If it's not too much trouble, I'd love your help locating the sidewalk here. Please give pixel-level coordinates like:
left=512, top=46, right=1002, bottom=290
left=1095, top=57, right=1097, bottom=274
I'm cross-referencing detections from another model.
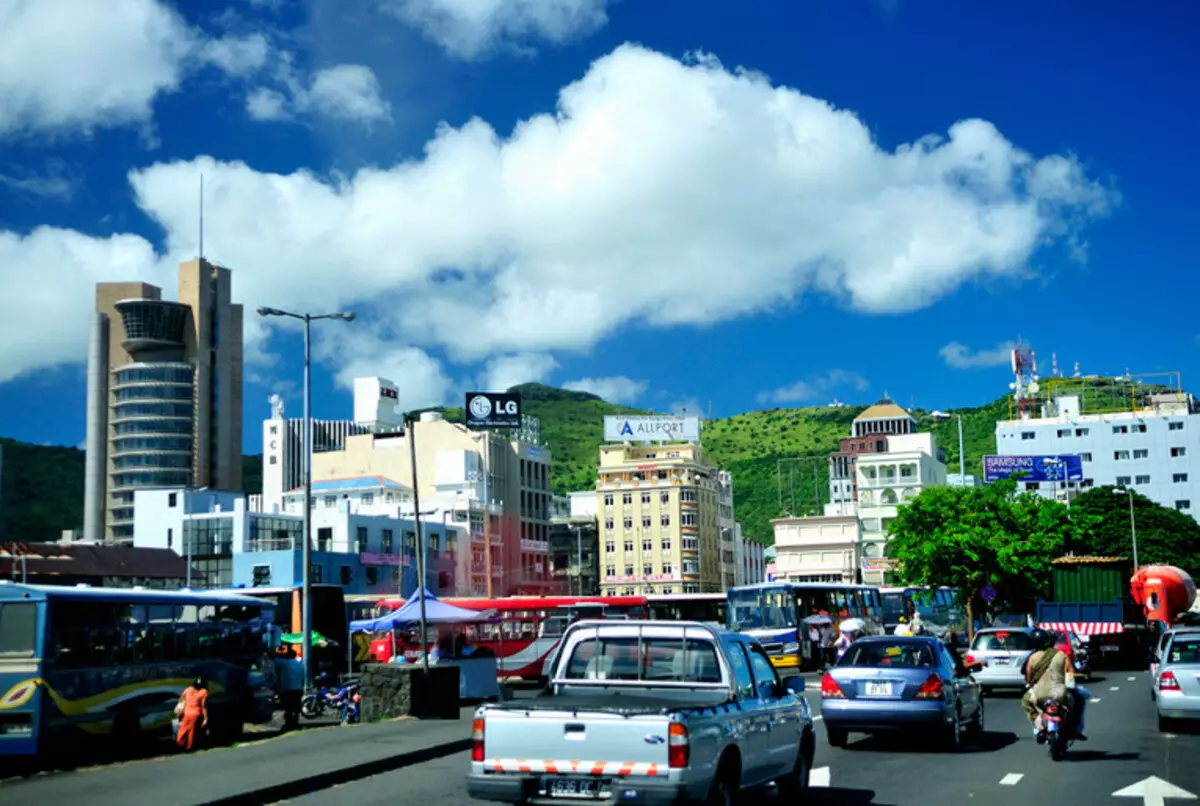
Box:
left=0, top=706, right=477, bottom=806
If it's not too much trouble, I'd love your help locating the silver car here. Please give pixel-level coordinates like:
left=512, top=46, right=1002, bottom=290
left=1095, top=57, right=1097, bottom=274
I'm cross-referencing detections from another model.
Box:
left=1150, top=627, right=1200, bottom=701
left=965, top=627, right=1037, bottom=694
left=1155, top=631, right=1200, bottom=731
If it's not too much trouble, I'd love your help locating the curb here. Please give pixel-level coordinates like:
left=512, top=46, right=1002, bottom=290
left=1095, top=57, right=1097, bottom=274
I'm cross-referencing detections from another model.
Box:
left=199, top=736, right=472, bottom=805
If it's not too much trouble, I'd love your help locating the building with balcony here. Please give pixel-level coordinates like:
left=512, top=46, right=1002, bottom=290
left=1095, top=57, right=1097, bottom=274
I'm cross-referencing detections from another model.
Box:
left=827, top=398, right=917, bottom=506
left=595, top=442, right=722, bottom=595
left=856, top=431, right=947, bottom=583
left=717, top=471, right=737, bottom=589
left=84, top=260, right=244, bottom=544
left=771, top=512, right=861, bottom=583
left=995, top=390, right=1200, bottom=519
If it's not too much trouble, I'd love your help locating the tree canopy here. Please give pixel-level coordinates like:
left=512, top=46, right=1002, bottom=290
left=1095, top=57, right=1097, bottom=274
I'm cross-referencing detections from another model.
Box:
left=885, top=479, right=1089, bottom=620
left=1068, top=486, right=1200, bottom=571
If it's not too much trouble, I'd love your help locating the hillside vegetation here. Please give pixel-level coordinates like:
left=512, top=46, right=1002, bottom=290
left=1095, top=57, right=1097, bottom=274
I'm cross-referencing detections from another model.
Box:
left=0, top=384, right=1095, bottom=545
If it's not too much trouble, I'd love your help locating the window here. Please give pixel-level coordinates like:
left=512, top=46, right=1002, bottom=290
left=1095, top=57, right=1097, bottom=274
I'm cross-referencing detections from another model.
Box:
left=1136, top=475, right=1151, bottom=485
left=1057, top=429, right=1071, bottom=438
left=0, top=602, right=37, bottom=658
left=1114, top=450, right=1130, bottom=460
left=1076, top=428, right=1089, bottom=437
left=623, top=517, right=633, bottom=530
left=563, top=637, right=722, bottom=682
left=624, top=565, right=634, bottom=576
left=269, top=456, right=277, bottom=465
left=1113, top=425, right=1128, bottom=434
left=1178, top=501, right=1192, bottom=511
left=1170, top=422, right=1185, bottom=431
left=311, top=564, right=323, bottom=583
left=642, top=516, right=652, bottom=529
left=366, top=567, right=378, bottom=586
left=643, top=563, right=653, bottom=576
left=1080, top=453, right=1093, bottom=462
left=624, top=540, right=634, bottom=552
left=841, top=640, right=936, bottom=668
left=1173, top=447, right=1187, bottom=458
left=746, top=647, right=780, bottom=698
left=252, top=564, right=271, bottom=586
left=339, top=566, right=352, bottom=585
left=662, top=563, right=673, bottom=575
left=971, top=631, right=1034, bottom=651
left=605, top=565, right=616, bottom=577
left=1174, top=474, right=1189, bottom=483
left=643, top=539, right=653, bottom=552
left=681, top=513, right=697, bottom=526
left=661, top=539, right=672, bottom=551
left=1117, top=475, right=1132, bottom=486
left=603, top=494, right=613, bottom=507
left=622, top=493, right=633, bottom=505
left=168, top=493, right=177, bottom=507
left=356, top=526, right=369, bottom=553
left=725, top=642, right=755, bottom=698
left=661, top=515, right=671, bottom=526
left=1021, top=432, right=1035, bottom=440
left=660, top=492, right=669, bottom=504
left=642, top=492, right=651, bottom=504
left=1134, top=449, right=1149, bottom=459
left=605, top=541, right=615, bottom=554
left=1133, top=424, right=1147, bottom=433
left=605, top=518, right=614, bottom=531
left=361, top=493, right=374, bottom=505
left=317, top=528, right=332, bottom=551
left=381, top=529, right=394, bottom=553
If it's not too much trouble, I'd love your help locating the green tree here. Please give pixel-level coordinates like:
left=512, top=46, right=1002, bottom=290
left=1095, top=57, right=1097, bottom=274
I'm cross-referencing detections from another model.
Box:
left=885, top=479, right=1085, bottom=637
left=1068, top=486, right=1200, bottom=571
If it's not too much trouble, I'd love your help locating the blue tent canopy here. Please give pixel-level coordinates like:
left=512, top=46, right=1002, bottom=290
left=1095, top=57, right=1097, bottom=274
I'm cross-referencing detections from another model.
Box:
left=349, top=588, right=494, bottom=632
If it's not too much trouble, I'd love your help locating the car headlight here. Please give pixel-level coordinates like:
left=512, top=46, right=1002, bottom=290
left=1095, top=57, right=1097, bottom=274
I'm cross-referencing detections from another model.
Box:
left=782, top=642, right=800, bottom=654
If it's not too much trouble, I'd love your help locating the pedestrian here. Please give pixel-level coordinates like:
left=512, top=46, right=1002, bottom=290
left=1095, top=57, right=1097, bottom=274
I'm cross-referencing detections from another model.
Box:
left=275, top=648, right=304, bottom=729
left=175, top=675, right=209, bottom=751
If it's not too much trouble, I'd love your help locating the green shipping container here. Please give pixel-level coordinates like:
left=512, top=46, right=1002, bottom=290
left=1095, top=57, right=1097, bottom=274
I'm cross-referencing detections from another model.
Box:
left=1051, top=556, right=1132, bottom=603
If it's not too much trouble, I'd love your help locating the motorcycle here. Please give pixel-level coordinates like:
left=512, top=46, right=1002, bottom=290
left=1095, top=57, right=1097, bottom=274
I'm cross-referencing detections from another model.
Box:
left=1037, top=697, right=1072, bottom=761
left=301, top=674, right=361, bottom=720
left=340, top=685, right=361, bottom=726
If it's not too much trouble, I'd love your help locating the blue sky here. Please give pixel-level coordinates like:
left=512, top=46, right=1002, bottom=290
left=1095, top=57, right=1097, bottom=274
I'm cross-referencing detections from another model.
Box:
left=1, top=0, right=1196, bottom=453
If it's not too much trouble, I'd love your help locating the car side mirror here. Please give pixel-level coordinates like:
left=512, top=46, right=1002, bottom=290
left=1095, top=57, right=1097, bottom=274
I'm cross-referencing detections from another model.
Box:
left=780, top=675, right=804, bottom=695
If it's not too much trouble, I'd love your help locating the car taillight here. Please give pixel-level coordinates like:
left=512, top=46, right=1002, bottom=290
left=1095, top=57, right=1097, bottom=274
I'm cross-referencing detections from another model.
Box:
left=964, top=653, right=981, bottom=667
left=668, top=723, right=689, bottom=768
left=820, top=673, right=844, bottom=699
left=1160, top=671, right=1182, bottom=692
left=915, top=674, right=945, bottom=699
left=471, top=717, right=485, bottom=762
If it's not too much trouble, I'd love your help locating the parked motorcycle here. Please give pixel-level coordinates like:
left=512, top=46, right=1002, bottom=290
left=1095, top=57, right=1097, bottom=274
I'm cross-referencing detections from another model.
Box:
left=340, top=685, right=361, bottom=726
left=301, top=674, right=361, bottom=720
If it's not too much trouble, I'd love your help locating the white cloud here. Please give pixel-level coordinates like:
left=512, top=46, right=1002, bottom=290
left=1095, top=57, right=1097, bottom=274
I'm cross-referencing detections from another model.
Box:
left=563, top=376, right=646, bottom=404
left=378, top=0, right=612, bottom=59
left=482, top=352, right=559, bottom=392
left=0, top=0, right=276, bottom=138
left=757, top=369, right=870, bottom=405
left=0, top=161, right=79, bottom=200
left=0, top=45, right=1114, bottom=387
left=939, top=340, right=1019, bottom=370
left=316, top=325, right=454, bottom=413
left=200, top=33, right=271, bottom=77
left=247, top=62, right=391, bottom=124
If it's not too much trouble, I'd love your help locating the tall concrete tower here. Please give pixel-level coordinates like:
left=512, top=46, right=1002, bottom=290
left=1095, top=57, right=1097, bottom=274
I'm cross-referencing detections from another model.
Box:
left=82, top=259, right=244, bottom=544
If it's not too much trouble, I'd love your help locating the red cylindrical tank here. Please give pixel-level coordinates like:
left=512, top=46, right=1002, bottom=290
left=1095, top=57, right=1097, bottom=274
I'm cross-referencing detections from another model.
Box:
left=1131, top=565, right=1196, bottom=623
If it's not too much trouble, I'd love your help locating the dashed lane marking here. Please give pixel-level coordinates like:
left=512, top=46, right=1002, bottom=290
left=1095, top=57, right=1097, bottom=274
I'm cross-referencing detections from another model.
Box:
left=1000, top=774, right=1024, bottom=786
left=1111, top=686, right=1121, bottom=691
left=813, top=715, right=823, bottom=721
left=811, top=767, right=831, bottom=787
left=1091, top=698, right=1102, bottom=703
left=1128, top=676, right=1138, bottom=681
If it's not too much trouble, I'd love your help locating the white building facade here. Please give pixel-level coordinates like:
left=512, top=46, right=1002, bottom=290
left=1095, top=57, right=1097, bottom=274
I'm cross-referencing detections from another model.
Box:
left=771, top=513, right=861, bottom=583
left=995, top=393, right=1200, bottom=518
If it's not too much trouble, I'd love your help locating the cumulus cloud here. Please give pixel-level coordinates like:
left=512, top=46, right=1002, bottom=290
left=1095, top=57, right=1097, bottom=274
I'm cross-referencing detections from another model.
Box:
left=940, top=340, right=1019, bottom=369
left=247, top=62, right=392, bottom=124
left=316, top=325, right=454, bottom=413
left=757, top=369, right=870, bottom=405
left=563, top=376, right=647, bottom=404
left=0, top=161, right=80, bottom=201
left=0, top=45, right=1114, bottom=389
left=378, top=0, right=612, bottom=59
left=482, top=353, right=559, bottom=391
left=0, top=0, right=276, bottom=138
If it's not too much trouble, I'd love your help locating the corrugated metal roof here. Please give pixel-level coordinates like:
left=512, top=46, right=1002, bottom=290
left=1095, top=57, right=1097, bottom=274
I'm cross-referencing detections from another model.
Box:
left=286, top=475, right=408, bottom=494
left=1052, top=555, right=1128, bottom=565
left=0, top=542, right=192, bottom=579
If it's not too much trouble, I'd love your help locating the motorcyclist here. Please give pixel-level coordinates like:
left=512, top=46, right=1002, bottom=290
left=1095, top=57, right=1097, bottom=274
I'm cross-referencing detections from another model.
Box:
left=1021, top=629, right=1089, bottom=742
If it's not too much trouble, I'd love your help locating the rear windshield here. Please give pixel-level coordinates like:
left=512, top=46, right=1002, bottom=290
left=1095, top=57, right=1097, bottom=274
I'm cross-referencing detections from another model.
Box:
left=840, top=642, right=936, bottom=668
left=1168, top=638, right=1200, bottom=665
left=563, top=637, right=722, bottom=682
left=972, top=631, right=1033, bottom=652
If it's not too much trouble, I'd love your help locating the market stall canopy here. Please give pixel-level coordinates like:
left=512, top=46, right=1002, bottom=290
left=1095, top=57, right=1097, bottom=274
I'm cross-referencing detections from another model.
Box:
left=349, top=588, right=495, bottom=632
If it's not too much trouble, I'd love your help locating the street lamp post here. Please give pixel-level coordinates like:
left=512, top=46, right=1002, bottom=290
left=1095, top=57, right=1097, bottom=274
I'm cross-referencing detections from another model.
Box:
left=1115, top=487, right=1140, bottom=570
left=257, top=306, right=355, bottom=691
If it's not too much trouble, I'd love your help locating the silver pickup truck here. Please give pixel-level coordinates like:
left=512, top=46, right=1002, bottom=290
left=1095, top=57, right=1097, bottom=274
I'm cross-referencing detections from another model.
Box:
left=466, top=620, right=815, bottom=806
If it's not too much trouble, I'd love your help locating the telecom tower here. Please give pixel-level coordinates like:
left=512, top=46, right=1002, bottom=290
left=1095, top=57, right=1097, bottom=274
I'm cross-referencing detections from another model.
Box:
left=1010, top=342, right=1039, bottom=420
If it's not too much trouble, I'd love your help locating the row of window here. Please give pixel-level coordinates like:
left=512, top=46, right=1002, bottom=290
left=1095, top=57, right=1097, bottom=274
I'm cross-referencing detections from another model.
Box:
left=604, top=538, right=699, bottom=553
left=1027, top=420, right=1187, bottom=441
left=604, top=585, right=703, bottom=595
left=604, top=513, right=701, bottom=531
left=605, top=563, right=678, bottom=577
left=603, top=490, right=696, bottom=507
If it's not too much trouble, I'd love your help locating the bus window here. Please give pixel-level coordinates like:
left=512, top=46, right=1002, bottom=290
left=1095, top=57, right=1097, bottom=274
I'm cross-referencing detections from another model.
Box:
left=0, top=602, right=37, bottom=659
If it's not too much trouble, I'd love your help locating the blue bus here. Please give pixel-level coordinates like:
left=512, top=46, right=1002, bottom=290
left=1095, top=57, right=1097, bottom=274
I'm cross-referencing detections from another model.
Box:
left=879, top=586, right=968, bottom=645
left=0, top=583, right=277, bottom=758
left=727, top=582, right=884, bottom=671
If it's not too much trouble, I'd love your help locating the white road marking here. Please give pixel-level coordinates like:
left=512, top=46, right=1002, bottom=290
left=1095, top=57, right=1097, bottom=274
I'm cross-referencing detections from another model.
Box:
left=1091, top=698, right=1102, bottom=703
left=813, top=715, right=823, bottom=721
left=811, top=766, right=831, bottom=787
left=1129, top=676, right=1138, bottom=681
left=1000, top=773, right=1024, bottom=786
left=1111, top=686, right=1121, bottom=691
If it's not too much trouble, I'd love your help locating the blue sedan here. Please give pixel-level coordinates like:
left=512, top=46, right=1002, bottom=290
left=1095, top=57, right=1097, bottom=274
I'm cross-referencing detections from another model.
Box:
left=821, top=635, right=984, bottom=750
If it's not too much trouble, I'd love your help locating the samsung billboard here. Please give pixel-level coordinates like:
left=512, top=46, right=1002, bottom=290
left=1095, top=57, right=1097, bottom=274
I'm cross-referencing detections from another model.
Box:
left=603, top=415, right=700, bottom=443
left=982, top=454, right=1084, bottom=483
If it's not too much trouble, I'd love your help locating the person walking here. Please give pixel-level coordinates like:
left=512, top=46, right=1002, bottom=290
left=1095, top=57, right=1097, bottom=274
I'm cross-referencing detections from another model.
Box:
left=275, top=648, right=304, bottom=729
left=175, top=676, right=209, bottom=751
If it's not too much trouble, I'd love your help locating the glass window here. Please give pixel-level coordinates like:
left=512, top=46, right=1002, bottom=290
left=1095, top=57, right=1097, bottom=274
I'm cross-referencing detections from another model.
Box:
left=0, top=603, right=37, bottom=658
left=563, top=637, right=722, bottom=682
left=971, top=630, right=1034, bottom=651
left=725, top=641, right=755, bottom=698
left=841, top=640, right=936, bottom=667
left=746, top=647, right=779, bottom=698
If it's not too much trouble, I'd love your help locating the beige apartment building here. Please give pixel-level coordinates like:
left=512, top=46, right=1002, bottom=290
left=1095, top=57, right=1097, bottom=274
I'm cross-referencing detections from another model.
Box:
left=308, top=412, right=554, bottom=595
left=84, top=259, right=244, bottom=544
left=596, top=443, right=722, bottom=595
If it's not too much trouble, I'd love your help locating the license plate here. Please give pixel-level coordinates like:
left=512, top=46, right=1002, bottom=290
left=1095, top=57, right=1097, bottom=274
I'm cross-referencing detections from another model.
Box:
left=544, top=778, right=602, bottom=799
left=992, top=657, right=1013, bottom=666
left=1102, top=645, right=1119, bottom=652
left=866, top=682, right=892, bottom=696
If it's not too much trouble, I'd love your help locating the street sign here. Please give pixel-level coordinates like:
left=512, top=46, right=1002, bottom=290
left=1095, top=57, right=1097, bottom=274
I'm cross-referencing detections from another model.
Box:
left=465, top=392, right=522, bottom=429
left=981, top=584, right=997, bottom=602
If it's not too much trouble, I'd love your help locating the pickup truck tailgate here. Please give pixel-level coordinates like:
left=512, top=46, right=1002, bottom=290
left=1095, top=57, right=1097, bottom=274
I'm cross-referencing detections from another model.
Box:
left=484, top=708, right=672, bottom=772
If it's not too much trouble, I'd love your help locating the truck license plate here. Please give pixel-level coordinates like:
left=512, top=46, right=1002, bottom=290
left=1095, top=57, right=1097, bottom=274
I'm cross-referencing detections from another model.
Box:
left=545, top=778, right=601, bottom=798
left=866, top=682, right=892, bottom=696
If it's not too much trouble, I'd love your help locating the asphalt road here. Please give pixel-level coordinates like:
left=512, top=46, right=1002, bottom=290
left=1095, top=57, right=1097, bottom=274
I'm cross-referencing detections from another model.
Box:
left=280, top=671, right=1200, bottom=806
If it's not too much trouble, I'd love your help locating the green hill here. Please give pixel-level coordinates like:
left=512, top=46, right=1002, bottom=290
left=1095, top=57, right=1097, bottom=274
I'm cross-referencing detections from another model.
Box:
left=1, top=377, right=1166, bottom=545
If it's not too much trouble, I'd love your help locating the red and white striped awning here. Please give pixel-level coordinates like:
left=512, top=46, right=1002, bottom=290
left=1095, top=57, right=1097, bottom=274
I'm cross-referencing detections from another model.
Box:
left=1039, top=621, right=1125, bottom=636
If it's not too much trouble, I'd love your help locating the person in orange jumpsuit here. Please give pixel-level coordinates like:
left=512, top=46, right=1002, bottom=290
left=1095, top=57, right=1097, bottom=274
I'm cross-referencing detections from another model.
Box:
left=175, top=676, right=209, bottom=751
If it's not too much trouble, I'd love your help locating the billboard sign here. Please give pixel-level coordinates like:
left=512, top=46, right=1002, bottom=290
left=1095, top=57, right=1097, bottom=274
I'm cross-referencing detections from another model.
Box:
left=982, top=454, right=1084, bottom=483
left=604, top=415, right=700, bottom=443
left=465, top=392, right=522, bottom=429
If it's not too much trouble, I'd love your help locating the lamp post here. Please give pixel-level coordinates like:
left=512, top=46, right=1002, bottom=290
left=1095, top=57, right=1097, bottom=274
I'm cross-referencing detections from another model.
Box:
left=1114, top=487, right=1139, bottom=570
left=256, top=306, right=355, bottom=691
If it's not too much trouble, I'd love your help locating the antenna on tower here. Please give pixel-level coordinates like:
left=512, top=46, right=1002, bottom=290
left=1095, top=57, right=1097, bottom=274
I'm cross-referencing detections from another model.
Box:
left=1051, top=352, right=1059, bottom=378
left=198, top=174, right=205, bottom=261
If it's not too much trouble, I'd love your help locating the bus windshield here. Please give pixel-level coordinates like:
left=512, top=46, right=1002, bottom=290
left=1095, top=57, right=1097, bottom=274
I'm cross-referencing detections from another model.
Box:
left=728, top=587, right=796, bottom=631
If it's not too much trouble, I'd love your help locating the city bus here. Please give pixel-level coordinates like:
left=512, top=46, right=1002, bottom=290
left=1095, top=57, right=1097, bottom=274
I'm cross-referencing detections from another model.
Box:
left=363, top=595, right=649, bottom=678
left=0, top=583, right=277, bottom=758
left=879, top=586, right=967, bottom=645
left=233, top=584, right=348, bottom=675
left=647, top=593, right=727, bottom=623
left=727, top=582, right=884, bottom=671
